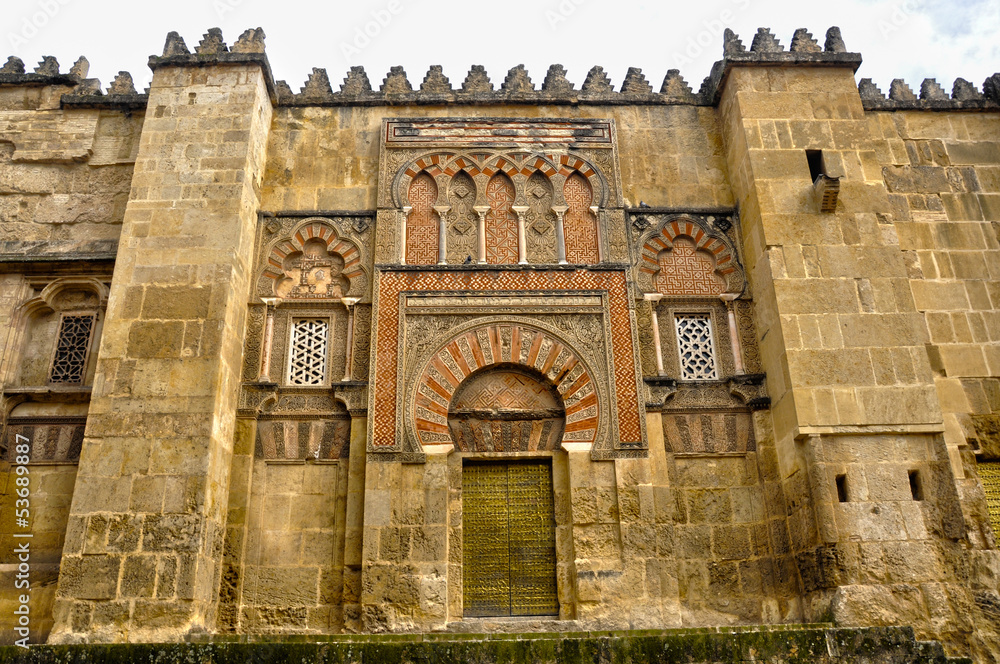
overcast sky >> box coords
[2,0,998,97]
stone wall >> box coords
[261,105,732,212]
[46,57,274,642]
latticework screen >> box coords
[288,318,329,386]
[49,314,95,384]
[980,461,1000,541]
[674,314,718,381]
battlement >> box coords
[2,26,997,110]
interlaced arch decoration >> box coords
[406,171,439,264]
[484,173,518,264]
[636,216,745,296]
[393,150,608,209]
[411,322,600,451]
[260,219,367,299]
[563,171,599,264]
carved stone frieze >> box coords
[352,304,372,381]
[242,304,266,382]
[735,300,763,374]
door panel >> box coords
[462,461,558,617]
[508,461,558,616]
[462,463,511,617]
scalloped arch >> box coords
[637,216,745,296]
[260,219,366,298]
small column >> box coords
[721,293,744,375]
[474,205,489,264]
[644,293,665,376]
[341,297,360,382]
[552,205,568,265]
[257,297,280,382]
[433,205,450,265]
[591,205,604,262]
[512,205,529,264]
[399,206,411,264]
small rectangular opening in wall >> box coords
[835,474,848,502]
[909,470,924,501]
[806,149,825,183]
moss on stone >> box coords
[0,625,973,664]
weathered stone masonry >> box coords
[0,25,998,662]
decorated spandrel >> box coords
[981,462,1000,541]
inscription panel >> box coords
[386,119,614,148]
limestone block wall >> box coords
[261,105,733,212]
[228,458,344,632]
[0,92,140,255]
[0,464,76,643]
[716,61,998,660]
[870,108,1000,516]
[360,452,450,632]
[48,59,273,642]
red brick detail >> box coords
[485,173,518,264]
[405,172,439,265]
[654,236,725,296]
[563,172,599,264]
[389,309,633,449]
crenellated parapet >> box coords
[273,62,705,106]
[0,26,995,112]
[859,73,1000,110]
[698,27,863,104]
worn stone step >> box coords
[0,624,966,663]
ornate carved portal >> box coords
[462,461,558,617]
[448,366,565,453]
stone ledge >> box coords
[4,626,970,663]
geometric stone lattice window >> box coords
[48,314,95,384]
[288,318,328,386]
[981,461,1000,541]
[674,314,718,380]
